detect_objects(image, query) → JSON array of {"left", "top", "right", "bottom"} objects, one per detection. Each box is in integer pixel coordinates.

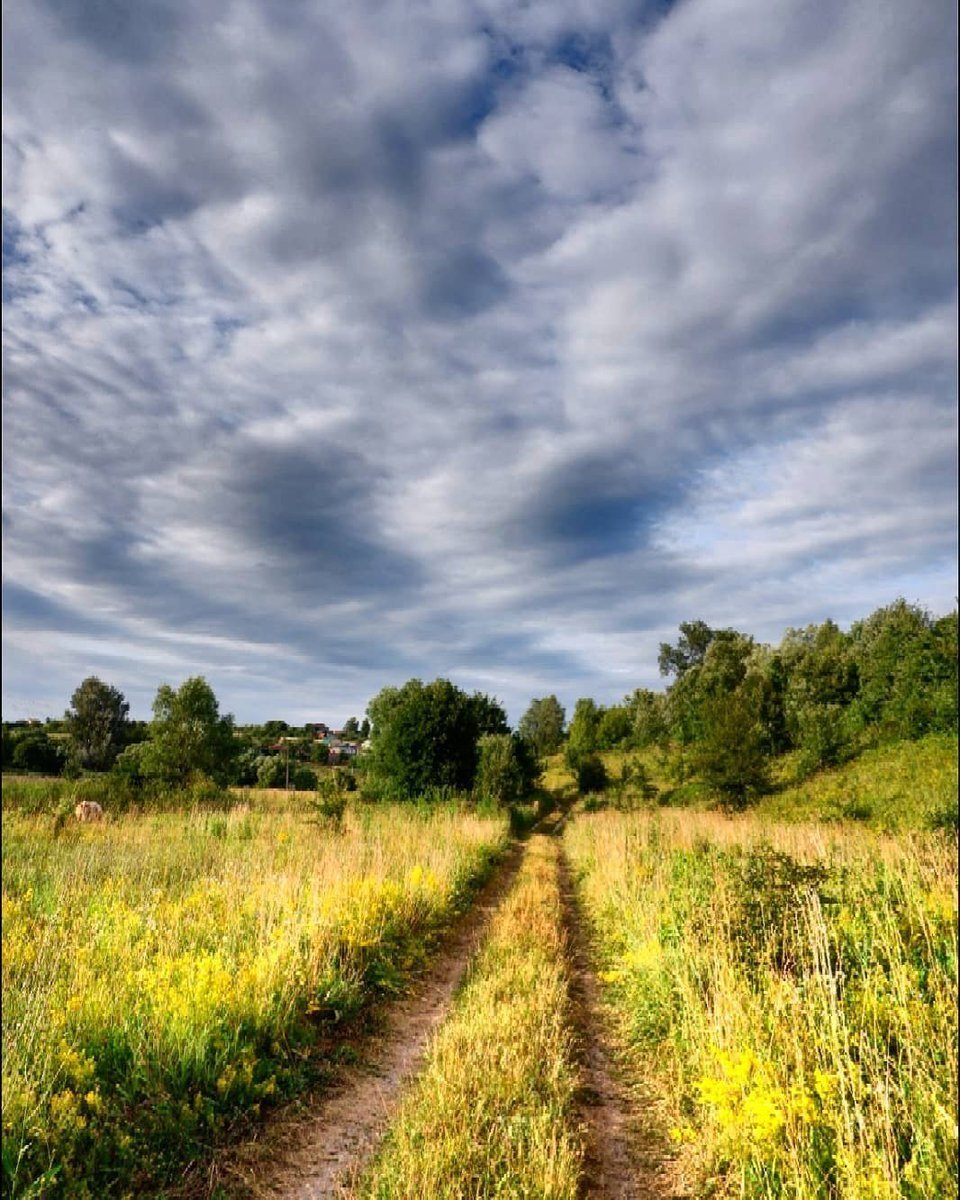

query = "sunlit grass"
[
  {"left": 759, "top": 734, "right": 958, "bottom": 830},
  {"left": 1, "top": 799, "right": 507, "bottom": 1197},
  {"left": 362, "top": 828, "right": 582, "bottom": 1199},
  {"left": 565, "top": 807, "right": 958, "bottom": 1199}
]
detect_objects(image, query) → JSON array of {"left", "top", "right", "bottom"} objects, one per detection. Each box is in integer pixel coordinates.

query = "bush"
[
  {"left": 309, "top": 773, "right": 351, "bottom": 828},
  {"left": 575, "top": 754, "right": 608, "bottom": 795},
  {"left": 692, "top": 688, "right": 769, "bottom": 808},
  {"left": 475, "top": 734, "right": 538, "bottom": 806}
]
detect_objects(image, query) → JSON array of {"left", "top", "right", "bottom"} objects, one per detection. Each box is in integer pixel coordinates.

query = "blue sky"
[{"left": 2, "top": 0, "right": 957, "bottom": 726}]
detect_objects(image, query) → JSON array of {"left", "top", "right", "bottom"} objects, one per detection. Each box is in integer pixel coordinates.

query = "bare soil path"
[
  {"left": 215, "top": 837, "right": 529, "bottom": 1199},
  {"left": 555, "top": 828, "right": 676, "bottom": 1200}
]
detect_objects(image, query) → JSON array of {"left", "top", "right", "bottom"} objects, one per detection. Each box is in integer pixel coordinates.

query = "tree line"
[
  {"left": 559, "top": 598, "right": 957, "bottom": 806},
  {"left": 2, "top": 597, "right": 954, "bottom": 810}
]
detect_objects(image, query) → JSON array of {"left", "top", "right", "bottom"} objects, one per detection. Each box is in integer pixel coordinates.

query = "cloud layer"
[{"left": 3, "top": 0, "right": 957, "bottom": 724}]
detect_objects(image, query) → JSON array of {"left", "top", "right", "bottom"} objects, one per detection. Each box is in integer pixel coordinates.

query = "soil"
[
  {"left": 212, "top": 837, "right": 528, "bottom": 1199},
  {"left": 555, "top": 831, "right": 679, "bottom": 1200}
]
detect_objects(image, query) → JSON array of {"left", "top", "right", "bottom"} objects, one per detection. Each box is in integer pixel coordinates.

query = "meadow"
[
  {"left": 1, "top": 795, "right": 507, "bottom": 1198},
  {"left": 564, "top": 807, "right": 958, "bottom": 1198},
  {"left": 3, "top": 732, "right": 957, "bottom": 1199}
]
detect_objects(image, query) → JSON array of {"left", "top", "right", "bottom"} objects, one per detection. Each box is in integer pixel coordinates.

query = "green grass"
[
  {"left": 759, "top": 734, "right": 958, "bottom": 831},
  {"left": 546, "top": 734, "right": 958, "bottom": 832}
]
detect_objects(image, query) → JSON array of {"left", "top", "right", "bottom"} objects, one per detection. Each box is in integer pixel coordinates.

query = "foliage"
[
  {"left": 574, "top": 753, "right": 608, "bottom": 795},
  {"left": 6, "top": 729, "right": 64, "bottom": 776},
  {"left": 474, "top": 733, "right": 539, "bottom": 807},
  {"left": 63, "top": 678, "right": 130, "bottom": 773},
  {"left": 517, "top": 695, "right": 566, "bottom": 758},
  {"left": 596, "top": 704, "right": 633, "bottom": 749},
  {"left": 643, "top": 600, "right": 958, "bottom": 803},
  {"left": 625, "top": 688, "right": 669, "bottom": 749},
  {"left": 609, "top": 756, "right": 659, "bottom": 811},
  {"left": 139, "top": 677, "right": 238, "bottom": 787},
  {"left": 691, "top": 682, "right": 770, "bottom": 807},
  {"left": 658, "top": 619, "right": 716, "bottom": 678},
  {"left": 564, "top": 698, "right": 600, "bottom": 771},
  {"left": 365, "top": 679, "right": 509, "bottom": 801}
]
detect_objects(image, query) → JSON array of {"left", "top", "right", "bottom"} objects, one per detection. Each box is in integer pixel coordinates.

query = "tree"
[
  {"left": 780, "top": 620, "right": 858, "bottom": 770},
  {"left": 565, "top": 698, "right": 600, "bottom": 770},
  {"left": 475, "top": 733, "right": 539, "bottom": 806},
  {"left": 342, "top": 716, "right": 361, "bottom": 740},
  {"left": 574, "top": 754, "right": 608, "bottom": 795},
  {"left": 64, "top": 677, "right": 130, "bottom": 771},
  {"left": 365, "top": 678, "right": 509, "bottom": 800},
  {"left": 626, "top": 688, "right": 668, "bottom": 749},
  {"left": 597, "top": 704, "right": 633, "bottom": 749},
  {"left": 658, "top": 620, "right": 717, "bottom": 679},
  {"left": 518, "top": 695, "right": 566, "bottom": 758},
  {"left": 691, "top": 681, "right": 769, "bottom": 807},
  {"left": 849, "top": 600, "right": 958, "bottom": 740},
  {"left": 140, "top": 677, "right": 238, "bottom": 787},
  {"left": 10, "top": 728, "right": 64, "bottom": 775}
]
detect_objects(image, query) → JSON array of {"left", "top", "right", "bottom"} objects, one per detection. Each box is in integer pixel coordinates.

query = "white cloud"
[{"left": 2, "top": 0, "right": 956, "bottom": 722}]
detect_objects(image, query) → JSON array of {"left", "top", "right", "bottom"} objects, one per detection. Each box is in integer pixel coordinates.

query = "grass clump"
[
  {"left": 1, "top": 800, "right": 507, "bottom": 1198},
  {"left": 361, "top": 832, "right": 583, "bottom": 1199},
  {"left": 565, "top": 808, "right": 958, "bottom": 1199}
]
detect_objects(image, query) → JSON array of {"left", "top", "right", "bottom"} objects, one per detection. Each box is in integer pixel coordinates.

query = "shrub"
[{"left": 575, "top": 754, "right": 608, "bottom": 795}]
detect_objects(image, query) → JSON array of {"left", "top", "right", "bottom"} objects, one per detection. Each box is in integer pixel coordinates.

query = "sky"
[{"left": 2, "top": 0, "right": 957, "bottom": 727}]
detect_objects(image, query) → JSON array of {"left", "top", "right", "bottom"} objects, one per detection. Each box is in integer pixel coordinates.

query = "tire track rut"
[
  {"left": 219, "top": 836, "right": 529, "bottom": 1199},
  {"left": 556, "top": 835, "right": 675, "bottom": 1200}
]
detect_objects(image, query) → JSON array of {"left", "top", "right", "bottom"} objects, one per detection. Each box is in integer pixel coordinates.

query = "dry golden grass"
[{"left": 361, "top": 831, "right": 583, "bottom": 1199}]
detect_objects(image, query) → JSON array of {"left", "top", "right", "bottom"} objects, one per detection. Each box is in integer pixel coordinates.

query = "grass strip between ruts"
[{"left": 361, "top": 831, "right": 583, "bottom": 1199}]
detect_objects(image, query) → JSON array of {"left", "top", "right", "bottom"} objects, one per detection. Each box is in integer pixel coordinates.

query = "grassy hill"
[{"left": 545, "top": 732, "right": 958, "bottom": 833}]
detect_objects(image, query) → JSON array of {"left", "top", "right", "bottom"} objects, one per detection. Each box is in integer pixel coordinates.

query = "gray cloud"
[{"left": 2, "top": 0, "right": 956, "bottom": 724}]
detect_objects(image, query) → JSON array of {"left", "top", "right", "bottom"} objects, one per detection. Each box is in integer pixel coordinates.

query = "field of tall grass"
[
  {"left": 564, "top": 808, "right": 958, "bottom": 1198},
  {"left": 362, "top": 822, "right": 582, "bottom": 1199},
  {"left": 1, "top": 798, "right": 507, "bottom": 1198}
]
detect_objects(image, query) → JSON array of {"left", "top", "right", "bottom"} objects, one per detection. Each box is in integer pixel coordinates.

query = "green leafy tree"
[
  {"left": 140, "top": 677, "right": 238, "bottom": 787},
  {"left": 256, "top": 755, "right": 287, "bottom": 789},
  {"left": 518, "top": 695, "right": 566, "bottom": 758},
  {"left": 475, "top": 729, "right": 535, "bottom": 806},
  {"left": 781, "top": 620, "right": 859, "bottom": 770},
  {"left": 366, "top": 678, "right": 509, "bottom": 800},
  {"left": 692, "top": 681, "right": 770, "bottom": 807},
  {"left": 658, "top": 619, "right": 716, "bottom": 679},
  {"left": 626, "top": 688, "right": 669, "bottom": 749},
  {"left": 64, "top": 677, "right": 130, "bottom": 771},
  {"left": 597, "top": 704, "right": 633, "bottom": 749},
  {"left": 565, "top": 698, "right": 600, "bottom": 771},
  {"left": 342, "top": 716, "right": 361, "bottom": 740},
  {"left": 849, "top": 600, "right": 958, "bottom": 739},
  {"left": 574, "top": 754, "right": 608, "bottom": 795},
  {"left": 10, "top": 729, "right": 64, "bottom": 775}
]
